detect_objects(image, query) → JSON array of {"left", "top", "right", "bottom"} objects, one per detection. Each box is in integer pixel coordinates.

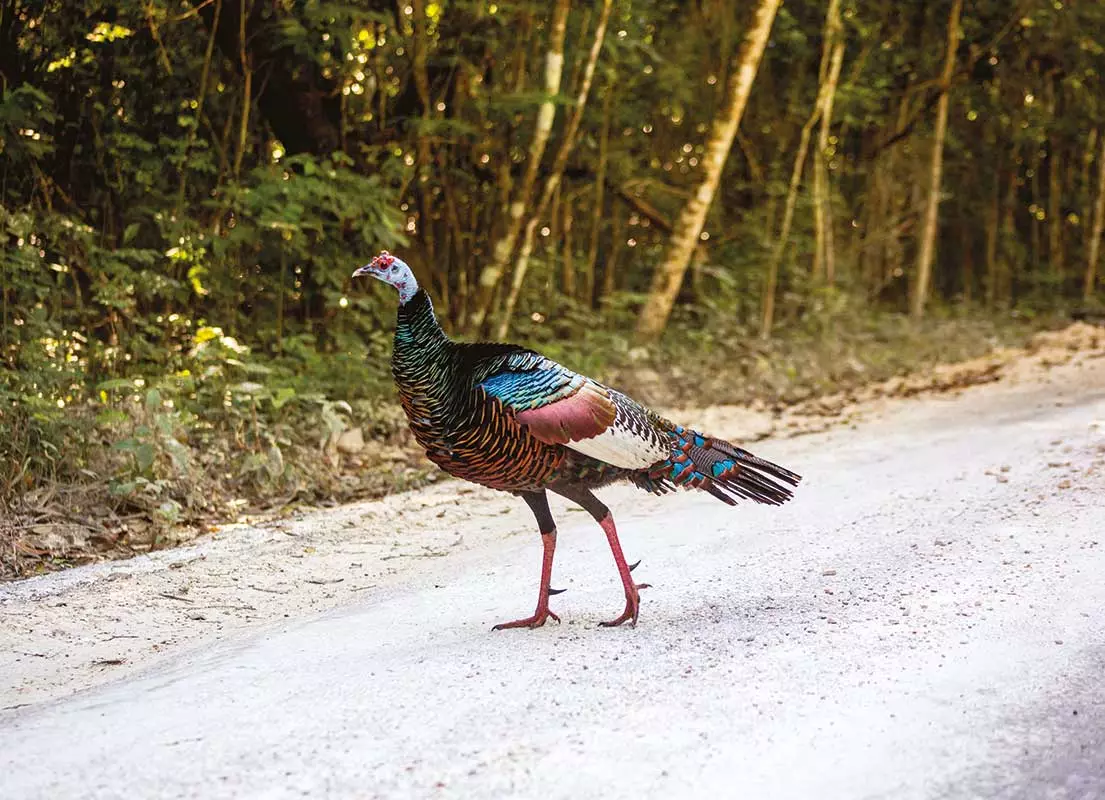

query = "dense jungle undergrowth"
[{"left": 4, "top": 0, "right": 1105, "bottom": 576}]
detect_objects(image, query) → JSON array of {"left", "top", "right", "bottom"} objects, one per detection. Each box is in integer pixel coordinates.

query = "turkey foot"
[
  {"left": 493, "top": 606, "right": 561, "bottom": 630},
  {"left": 600, "top": 582, "right": 651, "bottom": 627}
]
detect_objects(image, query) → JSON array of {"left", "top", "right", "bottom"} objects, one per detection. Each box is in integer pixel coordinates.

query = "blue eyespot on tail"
[{"left": 648, "top": 428, "right": 800, "bottom": 506}]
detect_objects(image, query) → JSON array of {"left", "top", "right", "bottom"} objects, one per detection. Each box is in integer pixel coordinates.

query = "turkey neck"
[
  {"left": 391, "top": 289, "right": 456, "bottom": 436},
  {"left": 394, "top": 288, "right": 447, "bottom": 349},
  {"left": 393, "top": 288, "right": 450, "bottom": 375}
]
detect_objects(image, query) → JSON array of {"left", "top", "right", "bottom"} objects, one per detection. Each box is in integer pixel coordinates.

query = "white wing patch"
[{"left": 564, "top": 419, "right": 669, "bottom": 469}]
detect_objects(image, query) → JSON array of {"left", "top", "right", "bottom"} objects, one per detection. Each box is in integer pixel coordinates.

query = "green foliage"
[{"left": 1, "top": 0, "right": 1103, "bottom": 570}]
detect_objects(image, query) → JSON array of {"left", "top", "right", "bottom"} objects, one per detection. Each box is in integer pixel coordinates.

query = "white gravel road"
[{"left": 2, "top": 345, "right": 1104, "bottom": 800}]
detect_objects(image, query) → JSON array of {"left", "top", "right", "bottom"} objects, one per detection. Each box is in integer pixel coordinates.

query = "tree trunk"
[
  {"left": 1045, "top": 73, "right": 1063, "bottom": 287},
  {"left": 636, "top": 0, "right": 781, "bottom": 342},
  {"left": 410, "top": 0, "right": 436, "bottom": 266},
  {"left": 811, "top": 0, "right": 844, "bottom": 285},
  {"left": 1081, "top": 128, "right": 1098, "bottom": 267},
  {"left": 1030, "top": 149, "right": 1042, "bottom": 276},
  {"left": 469, "top": 0, "right": 571, "bottom": 332},
  {"left": 960, "top": 220, "right": 973, "bottom": 303},
  {"left": 910, "top": 0, "right": 961, "bottom": 320},
  {"left": 562, "top": 197, "right": 576, "bottom": 300},
  {"left": 1048, "top": 147, "right": 1064, "bottom": 284},
  {"left": 549, "top": 180, "right": 562, "bottom": 276},
  {"left": 601, "top": 208, "right": 626, "bottom": 304},
  {"left": 761, "top": 117, "right": 815, "bottom": 338},
  {"left": 586, "top": 88, "right": 613, "bottom": 307},
  {"left": 761, "top": 3, "right": 843, "bottom": 337},
  {"left": 197, "top": 0, "right": 343, "bottom": 156},
  {"left": 231, "top": 0, "right": 252, "bottom": 179},
  {"left": 1085, "top": 133, "right": 1105, "bottom": 301},
  {"left": 1000, "top": 146, "right": 1021, "bottom": 306},
  {"left": 879, "top": 93, "right": 915, "bottom": 298},
  {"left": 496, "top": 0, "right": 612, "bottom": 338},
  {"left": 176, "top": 0, "right": 222, "bottom": 212},
  {"left": 984, "top": 172, "right": 1000, "bottom": 307}
]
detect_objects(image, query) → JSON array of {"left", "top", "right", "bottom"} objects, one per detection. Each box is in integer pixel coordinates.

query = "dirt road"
[{"left": 2, "top": 345, "right": 1104, "bottom": 799}]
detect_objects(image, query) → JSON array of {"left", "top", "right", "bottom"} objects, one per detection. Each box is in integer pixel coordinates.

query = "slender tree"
[
  {"left": 762, "top": 0, "right": 845, "bottom": 336},
  {"left": 811, "top": 0, "right": 845, "bottom": 285},
  {"left": 1085, "top": 134, "right": 1105, "bottom": 300},
  {"left": 498, "top": 0, "right": 613, "bottom": 338},
  {"left": 636, "top": 0, "right": 781, "bottom": 341},
  {"left": 469, "top": 0, "right": 571, "bottom": 332},
  {"left": 585, "top": 85, "right": 614, "bottom": 306},
  {"left": 911, "top": 0, "right": 963, "bottom": 319}
]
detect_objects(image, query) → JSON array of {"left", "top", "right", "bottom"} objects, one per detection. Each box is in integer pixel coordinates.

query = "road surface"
[{"left": 2, "top": 344, "right": 1104, "bottom": 799}]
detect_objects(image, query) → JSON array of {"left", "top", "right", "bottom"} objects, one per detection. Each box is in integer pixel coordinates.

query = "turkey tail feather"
[{"left": 648, "top": 426, "right": 800, "bottom": 507}]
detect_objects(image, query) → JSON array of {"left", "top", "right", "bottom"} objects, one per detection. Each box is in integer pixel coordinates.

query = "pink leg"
[
  {"left": 492, "top": 531, "right": 562, "bottom": 630},
  {"left": 598, "top": 513, "right": 650, "bottom": 627}
]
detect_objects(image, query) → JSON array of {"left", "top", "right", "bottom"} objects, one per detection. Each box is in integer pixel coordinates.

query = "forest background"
[{"left": 3, "top": 0, "right": 1104, "bottom": 574}]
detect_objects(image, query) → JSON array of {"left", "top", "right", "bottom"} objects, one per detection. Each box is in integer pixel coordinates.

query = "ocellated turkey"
[{"left": 353, "top": 251, "right": 801, "bottom": 629}]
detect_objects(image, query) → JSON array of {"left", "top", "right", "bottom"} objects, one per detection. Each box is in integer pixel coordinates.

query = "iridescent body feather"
[
  {"left": 354, "top": 250, "right": 800, "bottom": 629},
  {"left": 391, "top": 289, "right": 798, "bottom": 504}
]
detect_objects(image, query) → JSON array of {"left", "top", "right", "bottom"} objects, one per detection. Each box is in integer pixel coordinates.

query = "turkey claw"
[
  {"left": 599, "top": 583, "right": 650, "bottom": 628},
  {"left": 492, "top": 608, "right": 561, "bottom": 630}
]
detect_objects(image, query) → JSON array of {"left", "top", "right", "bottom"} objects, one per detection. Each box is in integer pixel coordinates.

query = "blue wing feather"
[{"left": 478, "top": 354, "right": 586, "bottom": 411}]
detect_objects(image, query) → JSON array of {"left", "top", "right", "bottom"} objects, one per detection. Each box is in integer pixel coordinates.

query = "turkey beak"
[{"left": 352, "top": 264, "right": 375, "bottom": 278}]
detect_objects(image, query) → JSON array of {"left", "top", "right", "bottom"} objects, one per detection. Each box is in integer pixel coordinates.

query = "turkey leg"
[
  {"left": 493, "top": 491, "right": 562, "bottom": 630},
  {"left": 597, "top": 512, "right": 651, "bottom": 627},
  {"left": 553, "top": 485, "right": 649, "bottom": 627}
]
